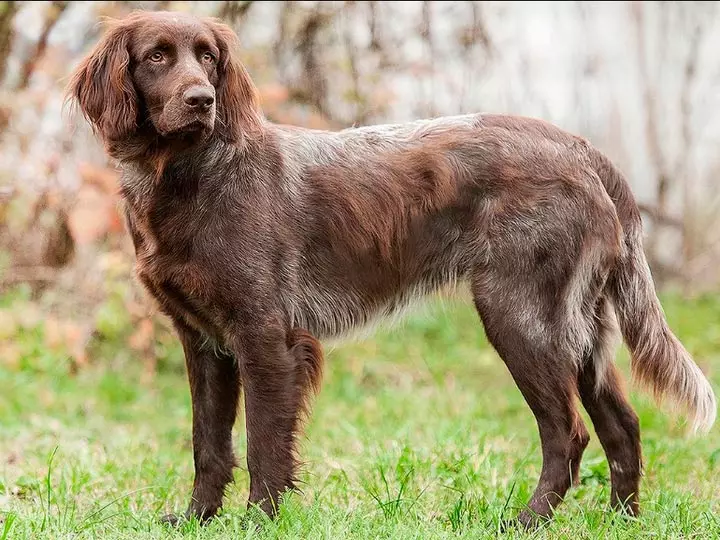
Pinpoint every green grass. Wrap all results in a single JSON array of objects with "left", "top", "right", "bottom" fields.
[{"left": 1, "top": 288, "right": 719, "bottom": 539}]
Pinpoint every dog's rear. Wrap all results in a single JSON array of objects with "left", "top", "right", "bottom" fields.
[
  {"left": 478, "top": 114, "right": 717, "bottom": 435},
  {"left": 591, "top": 150, "right": 717, "bottom": 434}
]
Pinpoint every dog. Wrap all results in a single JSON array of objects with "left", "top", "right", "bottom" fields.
[{"left": 66, "top": 10, "right": 716, "bottom": 529}]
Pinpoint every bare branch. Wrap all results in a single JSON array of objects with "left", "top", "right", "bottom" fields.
[
  {"left": 637, "top": 203, "right": 684, "bottom": 229},
  {"left": 367, "top": 0, "right": 380, "bottom": 51},
  {"left": 218, "top": 1, "right": 255, "bottom": 26},
  {"left": 460, "top": 1, "right": 493, "bottom": 56},
  {"left": 272, "top": 1, "right": 292, "bottom": 73},
  {"left": 0, "top": 0, "right": 19, "bottom": 86},
  {"left": 15, "top": 1, "right": 69, "bottom": 92},
  {"left": 632, "top": 1, "right": 668, "bottom": 178},
  {"left": 341, "top": 2, "right": 366, "bottom": 125},
  {"left": 294, "top": 3, "right": 332, "bottom": 118},
  {"left": 675, "top": 4, "right": 711, "bottom": 180},
  {"left": 420, "top": 0, "right": 436, "bottom": 117}
]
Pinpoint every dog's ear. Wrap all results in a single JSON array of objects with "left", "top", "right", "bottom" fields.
[
  {"left": 66, "top": 20, "right": 138, "bottom": 143},
  {"left": 208, "top": 19, "right": 263, "bottom": 143}
]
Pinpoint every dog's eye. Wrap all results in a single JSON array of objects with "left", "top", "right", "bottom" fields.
[
  {"left": 149, "top": 51, "right": 164, "bottom": 63},
  {"left": 202, "top": 52, "right": 216, "bottom": 64}
]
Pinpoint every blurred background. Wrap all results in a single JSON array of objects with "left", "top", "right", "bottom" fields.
[{"left": 1, "top": 0, "right": 719, "bottom": 376}]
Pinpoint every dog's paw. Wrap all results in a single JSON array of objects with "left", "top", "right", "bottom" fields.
[
  {"left": 159, "top": 510, "right": 213, "bottom": 528},
  {"left": 159, "top": 512, "right": 186, "bottom": 528},
  {"left": 161, "top": 501, "right": 225, "bottom": 529},
  {"left": 499, "top": 510, "right": 551, "bottom": 534}
]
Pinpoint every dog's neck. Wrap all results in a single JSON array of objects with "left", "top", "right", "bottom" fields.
[{"left": 115, "top": 131, "right": 237, "bottom": 210}]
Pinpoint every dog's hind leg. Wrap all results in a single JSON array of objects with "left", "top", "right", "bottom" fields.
[
  {"left": 577, "top": 295, "right": 642, "bottom": 516},
  {"left": 471, "top": 270, "right": 591, "bottom": 529}
]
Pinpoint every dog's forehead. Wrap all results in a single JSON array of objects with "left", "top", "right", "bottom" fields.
[
  {"left": 135, "top": 12, "right": 214, "bottom": 44},
  {"left": 145, "top": 10, "right": 203, "bottom": 25}
]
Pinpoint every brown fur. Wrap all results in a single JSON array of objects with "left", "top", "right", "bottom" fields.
[{"left": 66, "top": 10, "right": 716, "bottom": 529}]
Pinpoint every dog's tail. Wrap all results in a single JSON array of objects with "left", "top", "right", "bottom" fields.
[{"left": 591, "top": 150, "right": 716, "bottom": 435}]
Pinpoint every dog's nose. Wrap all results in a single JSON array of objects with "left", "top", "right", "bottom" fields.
[{"left": 183, "top": 86, "right": 215, "bottom": 110}]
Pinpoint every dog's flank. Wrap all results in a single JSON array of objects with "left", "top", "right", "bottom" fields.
[{"left": 66, "top": 9, "right": 716, "bottom": 530}]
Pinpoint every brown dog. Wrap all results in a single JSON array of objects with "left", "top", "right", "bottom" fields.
[{"left": 66, "top": 10, "right": 716, "bottom": 528}]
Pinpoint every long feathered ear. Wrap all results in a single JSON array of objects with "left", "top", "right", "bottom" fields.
[
  {"left": 208, "top": 19, "right": 263, "bottom": 143},
  {"left": 66, "top": 20, "right": 138, "bottom": 144}
]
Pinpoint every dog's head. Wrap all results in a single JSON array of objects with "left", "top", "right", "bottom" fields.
[{"left": 67, "top": 11, "right": 261, "bottom": 153}]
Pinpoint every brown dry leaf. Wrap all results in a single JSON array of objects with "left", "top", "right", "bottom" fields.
[
  {"left": 131, "top": 317, "right": 158, "bottom": 383},
  {"left": 65, "top": 321, "right": 90, "bottom": 370},
  {"left": 37, "top": 44, "right": 73, "bottom": 81},
  {"left": 43, "top": 317, "right": 91, "bottom": 370},
  {"left": 259, "top": 84, "right": 291, "bottom": 108},
  {"left": 77, "top": 161, "right": 119, "bottom": 195},
  {"left": 369, "top": 86, "right": 397, "bottom": 109},
  {"left": 0, "top": 310, "right": 17, "bottom": 341},
  {"left": 68, "top": 184, "right": 119, "bottom": 247},
  {"left": 15, "top": 305, "right": 42, "bottom": 330},
  {"left": 129, "top": 317, "right": 155, "bottom": 352},
  {"left": 0, "top": 343, "right": 22, "bottom": 370},
  {"left": 272, "top": 108, "right": 334, "bottom": 130},
  {"left": 43, "top": 316, "right": 64, "bottom": 349}
]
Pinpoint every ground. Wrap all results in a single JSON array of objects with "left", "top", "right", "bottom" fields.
[{"left": 1, "top": 287, "right": 719, "bottom": 539}]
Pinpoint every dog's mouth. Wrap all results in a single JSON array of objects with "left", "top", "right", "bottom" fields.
[
  {"left": 159, "top": 117, "right": 215, "bottom": 139},
  {"left": 176, "top": 119, "right": 211, "bottom": 134},
  {"left": 154, "top": 103, "right": 216, "bottom": 139}
]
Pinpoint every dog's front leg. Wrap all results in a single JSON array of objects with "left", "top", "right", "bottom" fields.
[
  {"left": 162, "top": 319, "right": 241, "bottom": 526},
  {"left": 232, "top": 322, "right": 322, "bottom": 518}
]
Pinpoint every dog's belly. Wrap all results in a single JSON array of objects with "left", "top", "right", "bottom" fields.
[
  {"left": 283, "top": 200, "right": 481, "bottom": 341},
  {"left": 289, "top": 280, "right": 446, "bottom": 342},
  {"left": 286, "top": 252, "right": 469, "bottom": 342}
]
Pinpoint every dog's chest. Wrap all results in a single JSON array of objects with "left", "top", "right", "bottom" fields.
[{"left": 126, "top": 205, "right": 226, "bottom": 336}]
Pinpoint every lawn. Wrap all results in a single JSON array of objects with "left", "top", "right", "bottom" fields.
[{"left": 1, "top": 286, "right": 719, "bottom": 539}]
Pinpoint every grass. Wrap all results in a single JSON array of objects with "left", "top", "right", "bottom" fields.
[{"left": 1, "top": 286, "right": 719, "bottom": 539}]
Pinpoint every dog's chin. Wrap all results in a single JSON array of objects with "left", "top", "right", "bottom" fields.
[{"left": 157, "top": 117, "right": 215, "bottom": 141}]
